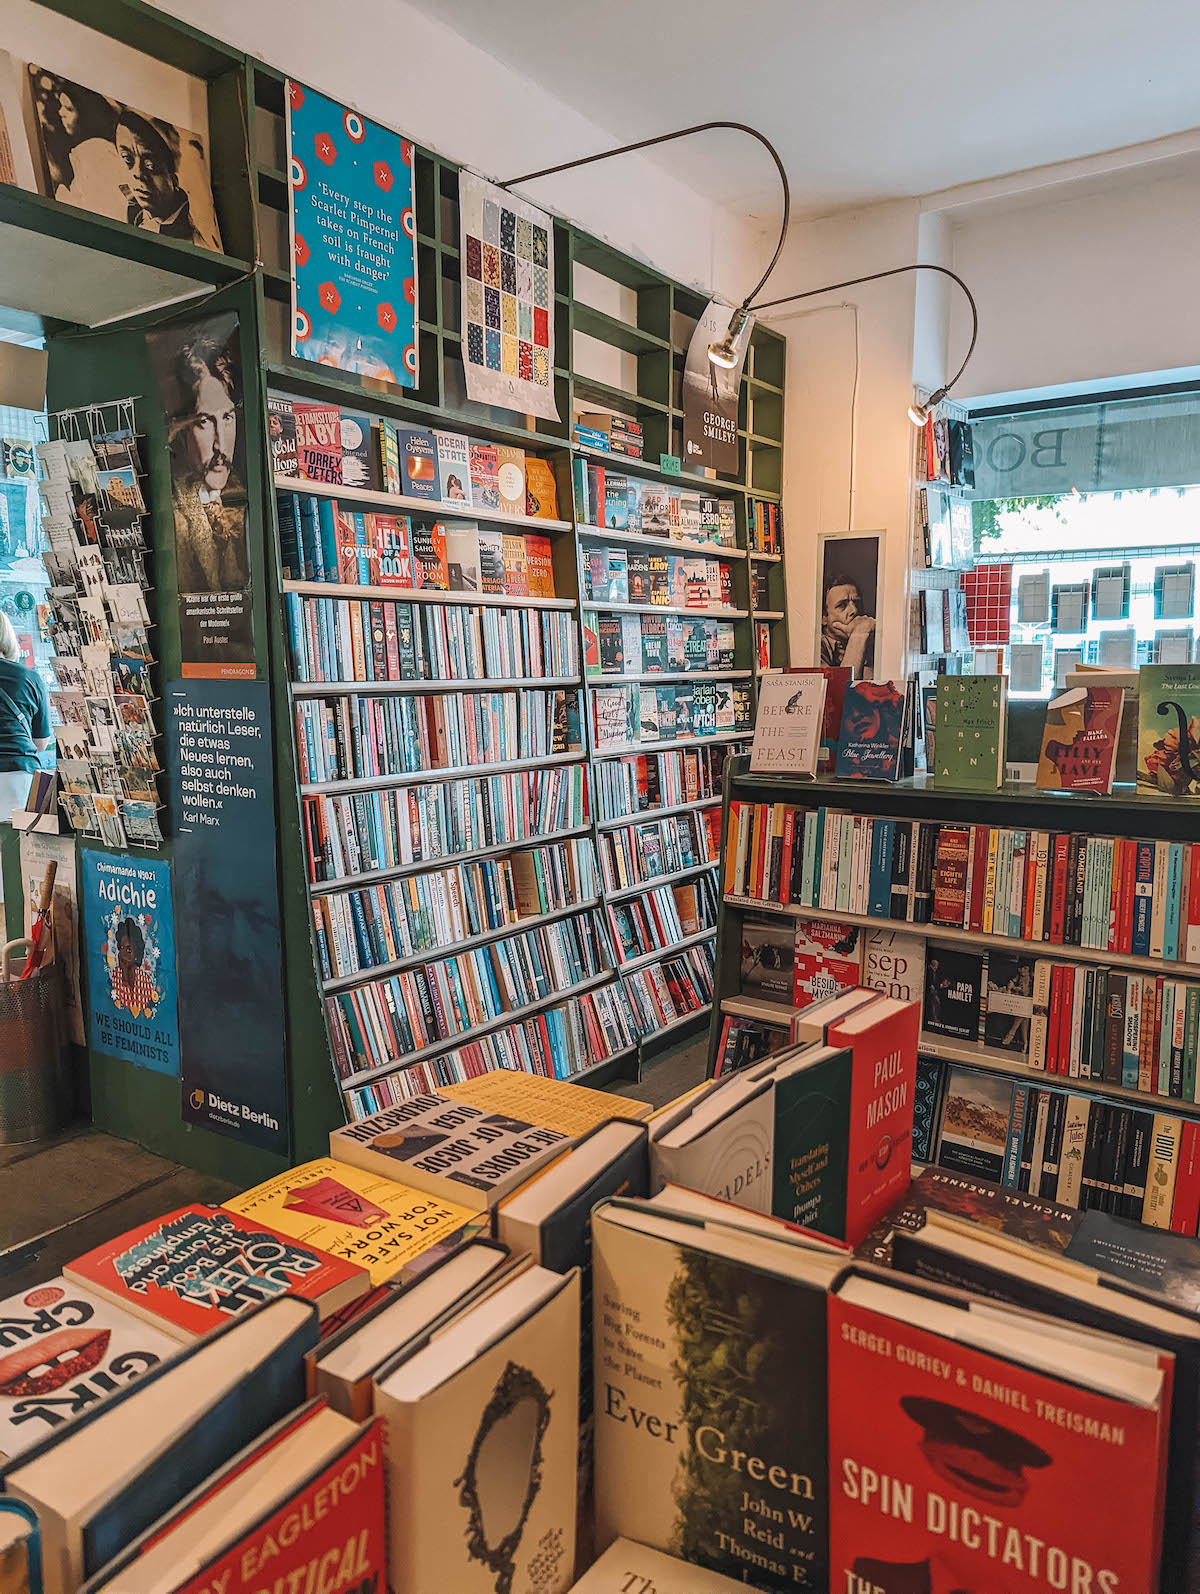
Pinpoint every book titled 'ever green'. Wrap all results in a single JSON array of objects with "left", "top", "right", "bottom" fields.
[{"left": 934, "top": 674, "right": 1007, "bottom": 789}]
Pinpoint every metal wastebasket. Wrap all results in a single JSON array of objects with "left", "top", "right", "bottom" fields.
[{"left": 0, "top": 938, "right": 71, "bottom": 1146}]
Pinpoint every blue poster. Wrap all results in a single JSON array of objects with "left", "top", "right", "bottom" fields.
[
  {"left": 81, "top": 851, "right": 179, "bottom": 1076},
  {"left": 286, "top": 81, "right": 418, "bottom": 385}
]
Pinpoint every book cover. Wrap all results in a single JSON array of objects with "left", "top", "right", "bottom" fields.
[
  {"left": 1137, "top": 664, "right": 1200, "bottom": 795},
  {"left": 469, "top": 443, "right": 501, "bottom": 511},
  {"left": 828, "top": 1283, "right": 1168, "bottom": 1594},
  {"left": 266, "top": 395, "right": 297, "bottom": 478},
  {"left": 438, "top": 1072, "right": 650, "bottom": 1137},
  {"left": 650, "top": 1082, "right": 775, "bottom": 1214},
  {"left": 930, "top": 825, "right": 969, "bottom": 927},
  {"left": 1068, "top": 1208, "right": 1200, "bottom": 1312},
  {"left": 862, "top": 928, "right": 925, "bottom": 1006},
  {"left": 433, "top": 429, "right": 473, "bottom": 506},
  {"left": 592, "top": 1203, "right": 830, "bottom": 1589},
  {"left": 594, "top": 688, "right": 632, "bottom": 751},
  {"left": 791, "top": 919, "right": 862, "bottom": 1009},
  {"left": 477, "top": 526, "right": 506, "bottom": 595},
  {"left": 524, "top": 456, "right": 559, "bottom": 520},
  {"left": 934, "top": 673, "right": 1006, "bottom": 789},
  {"left": 501, "top": 532, "right": 530, "bottom": 597},
  {"left": 740, "top": 916, "right": 796, "bottom": 1003},
  {"left": 410, "top": 520, "right": 448, "bottom": 589},
  {"left": 0, "top": 1278, "right": 177, "bottom": 1462},
  {"left": 444, "top": 521, "right": 482, "bottom": 593},
  {"left": 396, "top": 428, "right": 438, "bottom": 500},
  {"left": 785, "top": 666, "right": 850, "bottom": 770},
  {"left": 294, "top": 402, "right": 342, "bottom": 484},
  {"left": 525, "top": 534, "right": 555, "bottom": 597},
  {"left": 834, "top": 681, "right": 906, "bottom": 780},
  {"left": 570, "top": 1538, "right": 750, "bottom": 1593},
  {"left": 597, "top": 617, "right": 626, "bottom": 674},
  {"left": 936, "top": 1066, "right": 1017, "bottom": 1182},
  {"left": 923, "top": 946, "right": 984, "bottom": 1041},
  {"left": 982, "top": 951, "right": 1036, "bottom": 1057},
  {"left": 1036, "top": 685, "right": 1124, "bottom": 793},
  {"left": 339, "top": 411, "right": 375, "bottom": 490},
  {"left": 495, "top": 445, "right": 527, "bottom": 516},
  {"left": 64, "top": 1208, "right": 366, "bottom": 1338},
  {"left": 640, "top": 489, "right": 670, "bottom": 535},
  {"left": 221, "top": 1159, "right": 478, "bottom": 1286},
  {"left": 329, "top": 1094, "right": 567, "bottom": 1210},
  {"left": 372, "top": 514, "right": 415, "bottom": 589},
  {"left": 750, "top": 674, "right": 826, "bottom": 776}
]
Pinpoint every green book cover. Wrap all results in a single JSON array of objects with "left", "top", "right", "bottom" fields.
[
  {"left": 1137, "top": 664, "right": 1200, "bottom": 795},
  {"left": 933, "top": 674, "right": 1006, "bottom": 789},
  {"left": 592, "top": 1202, "right": 830, "bottom": 1591},
  {"left": 772, "top": 1049, "right": 851, "bottom": 1237}
]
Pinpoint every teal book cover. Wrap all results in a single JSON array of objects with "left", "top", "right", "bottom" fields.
[{"left": 772, "top": 1049, "right": 852, "bottom": 1238}]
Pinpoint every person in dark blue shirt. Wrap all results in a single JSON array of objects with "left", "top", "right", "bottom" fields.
[{"left": 0, "top": 613, "right": 52, "bottom": 820}]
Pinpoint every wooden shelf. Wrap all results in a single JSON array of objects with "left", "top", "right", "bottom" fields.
[
  {"left": 604, "top": 860, "right": 718, "bottom": 903},
  {"left": 292, "top": 675, "right": 580, "bottom": 697},
  {"left": 637, "top": 1002, "right": 714, "bottom": 1044},
  {"left": 339, "top": 970, "right": 617, "bottom": 1087},
  {"left": 321, "top": 898, "right": 599, "bottom": 993},
  {"left": 300, "top": 750, "right": 585, "bottom": 797},
  {"left": 618, "top": 928, "right": 717, "bottom": 975},
  {"left": 720, "top": 995, "right": 798, "bottom": 1026},
  {"left": 596, "top": 795, "right": 721, "bottom": 831},
  {"left": 576, "top": 523, "right": 745, "bottom": 560},
  {"left": 749, "top": 551, "right": 783, "bottom": 564},
  {"left": 721, "top": 896, "right": 1200, "bottom": 980},
  {"left": 309, "top": 824, "right": 593, "bottom": 895},
  {"left": 583, "top": 599, "right": 747, "bottom": 620},
  {"left": 274, "top": 474, "right": 573, "bottom": 534},
  {"left": 752, "top": 609, "right": 786, "bottom": 621},
  {"left": 595, "top": 731, "right": 750, "bottom": 760},
  {"left": 586, "top": 670, "right": 750, "bottom": 686},
  {"left": 572, "top": 443, "right": 739, "bottom": 495},
  {"left": 283, "top": 579, "right": 576, "bottom": 611}
]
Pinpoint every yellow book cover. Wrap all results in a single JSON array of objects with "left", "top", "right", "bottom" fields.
[
  {"left": 222, "top": 1158, "right": 480, "bottom": 1285},
  {"left": 439, "top": 1071, "right": 651, "bottom": 1137}
]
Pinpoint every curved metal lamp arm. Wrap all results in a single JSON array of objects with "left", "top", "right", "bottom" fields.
[{"left": 500, "top": 120, "right": 791, "bottom": 310}]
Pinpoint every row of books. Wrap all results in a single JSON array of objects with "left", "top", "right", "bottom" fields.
[
  {"left": 573, "top": 407, "right": 644, "bottom": 457},
  {"left": 584, "top": 610, "right": 737, "bottom": 675},
  {"left": 597, "top": 807, "right": 719, "bottom": 893},
  {"left": 270, "top": 394, "right": 560, "bottom": 517},
  {"left": 609, "top": 874, "right": 718, "bottom": 964},
  {"left": 301, "top": 764, "right": 588, "bottom": 885},
  {"left": 725, "top": 799, "right": 1200, "bottom": 966},
  {"left": 286, "top": 593, "right": 577, "bottom": 685},
  {"left": 570, "top": 457, "right": 736, "bottom": 542},
  {"left": 324, "top": 909, "right": 607, "bottom": 1072},
  {"left": 342, "top": 988, "right": 639, "bottom": 1115},
  {"left": 914, "top": 480, "right": 973, "bottom": 568},
  {"left": 622, "top": 939, "right": 715, "bottom": 1035},
  {"left": 750, "top": 668, "right": 920, "bottom": 782},
  {"left": 747, "top": 495, "right": 782, "bottom": 553},
  {"left": 593, "top": 680, "right": 751, "bottom": 752},
  {"left": 918, "top": 408, "right": 975, "bottom": 486},
  {"left": 277, "top": 491, "right": 557, "bottom": 594},
  {"left": 312, "top": 837, "right": 597, "bottom": 982},
  {"left": 293, "top": 687, "right": 582, "bottom": 786},
  {"left": 915, "top": 579, "right": 971, "bottom": 654},
  {"left": 582, "top": 546, "right": 734, "bottom": 607},
  {"left": 754, "top": 617, "right": 773, "bottom": 668},
  {"left": 593, "top": 743, "right": 729, "bottom": 823}
]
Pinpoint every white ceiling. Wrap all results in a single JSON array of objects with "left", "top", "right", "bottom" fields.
[{"left": 432, "top": 0, "right": 1200, "bottom": 222}]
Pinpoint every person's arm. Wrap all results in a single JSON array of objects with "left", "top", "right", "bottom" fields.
[
  {"left": 30, "top": 670, "right": 52, "bottom": 753},
  {"left": 840, "top": 614, "right": 876, "bottom": 675}
]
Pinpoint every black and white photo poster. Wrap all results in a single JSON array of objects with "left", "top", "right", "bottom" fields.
[{"left": 817, "top": 531, "right": 884, "bottom": 680}]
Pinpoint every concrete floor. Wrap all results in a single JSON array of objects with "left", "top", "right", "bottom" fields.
[{"left": 0, "top": 1032, "right": 708, "bottom": 1295}]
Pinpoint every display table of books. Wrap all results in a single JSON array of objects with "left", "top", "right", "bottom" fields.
[{"left": 3, "top": 1004, "right": 1195, "bottom": 1594}]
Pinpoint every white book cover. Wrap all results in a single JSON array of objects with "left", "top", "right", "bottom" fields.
[
  {"left": 434, "top": 430, "right": 474, "bottom": 507},
  {"left": 0, "top": 1277, "right": 177, "bottom": 1463},
  {"left": 570, "top": 1538, "right": 751, "bottom": 1592},
  {"left": 445, "top": 522, "right": 482, "bottom": 593},
  {"left": 649, "top": 1079, "right": 773, "bottom": 1213},
  {"left": 861, "top": 928, "right": 925, "bottom": 1007},
  {"left": 749, "top": 674, "right": 825, "bottom": 776}
]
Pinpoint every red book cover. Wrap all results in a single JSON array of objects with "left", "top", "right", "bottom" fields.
[
  {"left": 1119, "top": 834, "right": 1138, "bottom": 954},
  {"left": 1046, "top": 964, "right": 1063, "bottom": 1072},
  {"left": 64, "top": 1207, "right": 367, "bottom": 1338},
  {"left": 1056, "top": 965, "right": 1075, "bottom": 1074},
  {"left": 931, "top": 825, "right": 969, "bottom": 928},
  {"left": 373, "top": 514, "right": 415, "bottom": 589},
  {"left": 294, "top": 403, "right": 343, "bottom": 484},
  {"left": 785, "top": 665, "right": 851, "bottom": 768},
  {"left": 826, "top": 998, "right": 920, "bottom": 1244},
  {"left": 780, "top": 806, "right": 796, "bottom": 906},
  {"left": 792, "top": 919, "right": 863, "bottom": 1009},
  {"left": 753, "top": 804, "right": 770, "bottom": 900},
  {"left": 169, "top": 1414, "right": 387, "bottom": 1594},
  {"left": 966, "top": 825, "right": 990, "bottom": 933},
  {"left": 1170, "top": 1120, "right": 1200, "bottom": 1235},
  {"left": 1022, "top": 839, "right": 1039, "bottom": 940},
  {"left": 1188, "top": 842, "right": 1200, "bottom": 963},
  {"left": 1049, "top": 834, "right": 1070, "bottom": 943},
  {"left": 828, "top": 1289, "right": 1169, "bottom": 1594},
  {"left": 1036, "top": 685, "right": 1124, "bottom": 793}
]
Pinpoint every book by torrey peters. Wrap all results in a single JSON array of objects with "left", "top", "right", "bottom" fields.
[
  {"left": 221, "top": 1159, "right": 481, "bottom": 1286},
  {"left": 750, "top": 672, "right": 826, "bottom": 776},
  {"left": 1138, "top": 663, "right": 1200, "bottom": 795},
  {"left": 1036, "top": 684, "right": 1124, "bottom": 793},
  {"left": 0, "top": 1278, "right": 178, "bottom": 1463},
  {"left": 329, "top": 1093, "right": 567, "bottom": 1210},
  {"left": 63, "top": 1207, "right": 369, "bottom": 1339}
]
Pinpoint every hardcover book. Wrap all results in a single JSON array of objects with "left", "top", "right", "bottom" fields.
[
  {"left": 409, "top": 520, "right": 448, "bottom": 589},
  {"left": 750, "top": 673, "right": 826, "bottom": 776},
  {"left": 438, "top": 1070, "right": 651, "bottom": 1137},
  {"left": 569, "top": 1539, "right": 751, "bottom": 1593},
  {"left": 861, "top": 928, "right": 926, "bottom": 1008},
  {"left": 496, "top": 445, "right": 527, "bottom": 516},
  {"left": 373, "top": 514, "right": 415, "bottom": 589},
  {"left": 982, "top": 950, "right": 1036, "bottom": 1056},
  {"left": 923, "top": 946, "right": 985, "bottom": 1042},
  {"left": 433, "top": 430, "right": 473, "bottom": 506},
  {"left": 934, "top": 673, "right": 1007, "bottom": 789},
  {"left": 267, "top": 395, "right": 297, "bottom": 477},
  {"left": 785, "top": 666, "right": 850, "bottom": 770},
  {"left": 396, "top": 428, "right": 438, "bottom": 500},
  {"left": 294, "top": 402, "right": 342, "bottom": 484},
  {"left": 1036, "top": 684, "right": 1124, "bottom": 793},
  {"left": 0, "top": 1278, "right": 177, "bottom": 1463},
  {"left": 339, "top": 411, "right": 375, "bottom": 490},
  {"left": 650, "top": 1073, "right": 775, "bottom": 1213},
  {"left": 469, "top": 443, "right": 501, "bottom": 510},
  {"left": 64, "top": 1208, "right": 368, "bottom": 1338},
  {"left": 592, "top": 1199, "right": 838, "bottom": 1591},
  {"left": 524, "top": 456, "right": 559, "bottom": 520},
  {"left": 221, "top": 1159, "right": 479, "bottom": 1286},
  {"left": 740, "top": 917, "right": 797, "bottom": 1003},
  {"left": 329, "top": 1094, "right": 567, "bottom": 1210},
  {"left": 525, "top": 534, "right": 555, "bottom": 597},
  {"left": 1137, "top": 664, "right": 1200, "bottom": 795},
  {"left": 791, "top": 919, "right": 862, "bottom": 1009},
  {"left": 444, "top": 522, "right": 482, "bottom": 593},
  {"left": 834, "top": 680, "right": 906, "bottom": 780},
  {"left": 477, "top": 526, "right": 506, "bottom": 595}
]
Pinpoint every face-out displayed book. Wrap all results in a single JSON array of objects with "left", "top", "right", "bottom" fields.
[
  {"left": 785, "top": 665, "right": 851, "bottom": 771},
  {"left": 834, "top": 679, "right": 909, "bottom": 780},
  {"left": 80, "top": 1403, "right": 386, "bottom": 1594},
  {"left": 435, "top": 1068, "right": 652, "bottom": 1137},
  {"left": 749, "top": 671, "right": 826, "bottom": 775},
  {"left": 0, "top": 1297, "right": 317, "bottom": 1594},
  {"left": 220, "top": 1158, "right": 482, "bottom": 1287},
  {"left": 933, "top": 671, "right": 1007, "bottom": 789},
  {"left": 0, "top": 1278, "right": 178, "bottom": 1465},
  {"left": 62, "top": 1207, "right": 369, "bottom": 1340},
  {"left": 1138, "top": 663, "right": 1200, "bottom": 795},
  {"left": 568, "top": 1537, "right": 755, "bottom": 1592},
  {"left": 591, "top": 1197, "right": 845, "bottom": 1591},
  {"left": 1036, "top": 683, "right": 1124, "bottom": 793},
  {"left": 827, "top": 1269, "right": 1171, "bottom": 1594},
  {"left": 328, "top": 1093, "right": 568, "bottom": 1211}
]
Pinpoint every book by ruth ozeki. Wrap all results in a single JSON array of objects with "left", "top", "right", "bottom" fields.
[
  {"left": 1137, "top": 663, "right": 1200, "bottom": 795},
  {"left": 934, "top": 672, "right": 1007, "bottom": 788},
  {"left": 828, "top": 1270, "right": 1171, "bottom": 1594},
  {"left": 591, "top": 1197, "right": 845, "bottom": 1591}
]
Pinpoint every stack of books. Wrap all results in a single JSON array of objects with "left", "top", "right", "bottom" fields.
[{"left": 573, "top": 410, "right": 644, "bottom": 459}]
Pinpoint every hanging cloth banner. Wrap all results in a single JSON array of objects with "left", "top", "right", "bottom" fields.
[
  {"left": 286, "top": 81, "right": 419, "bottom": 386},
  {"left": 683, "top": 298, "right": 753, "bottom": 474},
  {"left": 459, "top": 171, "right": 560, "bottom": 422}
]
